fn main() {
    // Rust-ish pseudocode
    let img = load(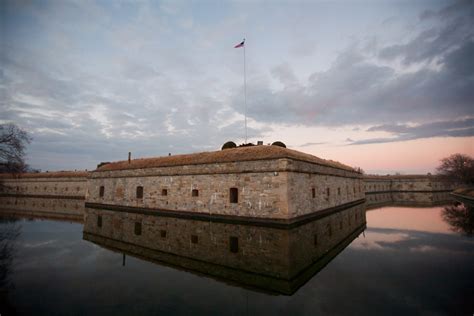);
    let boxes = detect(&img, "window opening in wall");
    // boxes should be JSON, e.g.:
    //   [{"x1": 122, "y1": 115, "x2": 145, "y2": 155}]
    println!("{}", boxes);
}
[
  {"x1": 192, "y1": 189, "x2": 199, "y2": 197},
  {"x1": 338, "y1": 187, "x2": 341, "y2": 195},
  {"x1": 326, "y1": 188, "x2": 330, "y2": 198},
  {"x1": 97, "y1": 215, "x2": 102, "y2": 228},
  {"x1": 191, "y1": 235, "x2": 198, "y2": 244},
  {"x1": 229, "y1": 188, "x2": 238, "y2": 203},
  {"x1": 162, "y1": 189, "x2": 168, "y2": 196},
  {"x1": 99, "y1": 186, "x2": 105, "y2": 197},
  {"x1": 136, "y1": 186, "x2": 143, "y2": 199},
  {"x1": 229, "y1": 236, "x2": 239, "y2": 253},
  {"x1": 160, "y1": 230, "x2": 167, "y2": 238},
  {"x1": 312, "y1": 188, "x2": 316, "y2": 198},
  {"x1": 134, "y1": 222, "x2": 142, "y2": 235}
]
